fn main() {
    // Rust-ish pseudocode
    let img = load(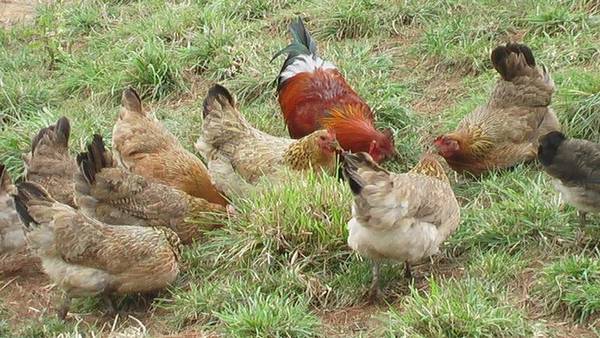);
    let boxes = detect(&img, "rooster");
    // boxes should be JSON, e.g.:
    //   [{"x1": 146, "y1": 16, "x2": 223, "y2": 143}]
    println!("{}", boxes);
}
[
  {"x1": 433, "y1": 43, "x2": 560, "y2": 176},
  {"x1": 273, "y1": 17, "x2": 396, "y2": 163}
]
